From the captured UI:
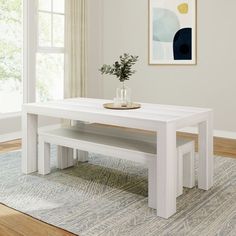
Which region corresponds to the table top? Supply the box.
[23,98,212,130]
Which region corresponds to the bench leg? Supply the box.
[183,149,195,188]
[38,139,50,175]
[77,150,89,162]
[177,149,183,197]
[57,146,74,169]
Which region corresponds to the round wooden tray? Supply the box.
[103,103,141,110]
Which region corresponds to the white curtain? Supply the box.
[64,0,87,98]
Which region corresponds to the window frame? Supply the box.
[0,0,65,138]
[37,0,65,54]
[23,0,37,103]
[23,0,65,104]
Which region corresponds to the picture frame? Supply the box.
[149,0,197,65]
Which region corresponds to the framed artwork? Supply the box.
[149,0,196,65]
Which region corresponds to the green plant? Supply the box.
[99,53,139,82]
[0,0,22,84]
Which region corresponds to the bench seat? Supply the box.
[38,125,195,208]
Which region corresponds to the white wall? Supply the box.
[101,0,236,132]
[0,114,61,142]
[0,114,21,142]
[87,0,103,98]
[1,0,235,140]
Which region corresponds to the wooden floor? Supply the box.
[0,135,235,236]
[0,204,76,236]
[0,140,21,154]
[177,132,236,158]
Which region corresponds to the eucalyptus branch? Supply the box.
[99,53,139,82]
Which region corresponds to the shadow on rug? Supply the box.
[0,151,235,236]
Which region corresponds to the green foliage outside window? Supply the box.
[0,0,22,85]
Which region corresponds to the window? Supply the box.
[0,0,65,114]
[0,0,23,114]
[36,0,65,102]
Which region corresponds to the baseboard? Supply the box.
[0,112,21,120]
[178,129,236,158]
[39,124,61,132]
[0,124,61,143]
[180,127,236,140]
[0,132,21,143]
[1,124,235,143]
[1,125,236,158]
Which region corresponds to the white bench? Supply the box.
[38,125,195,209]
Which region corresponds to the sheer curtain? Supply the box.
[63,0,88,161]
[64,0,87,98]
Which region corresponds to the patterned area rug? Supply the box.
[0,150,235,236]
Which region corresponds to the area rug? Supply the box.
[0,150,235,236]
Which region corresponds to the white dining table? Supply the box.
[22,98,213,219]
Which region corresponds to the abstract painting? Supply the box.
[149,0,196,65]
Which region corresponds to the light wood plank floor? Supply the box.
[177,132,236,158]
[0,140,21,154]
[0,204,76,236]
[0,134,235,236]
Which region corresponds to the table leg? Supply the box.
[22,112,38,174]
[198,113,214,190]
[156,123,177,218]
[148,158,157,209]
